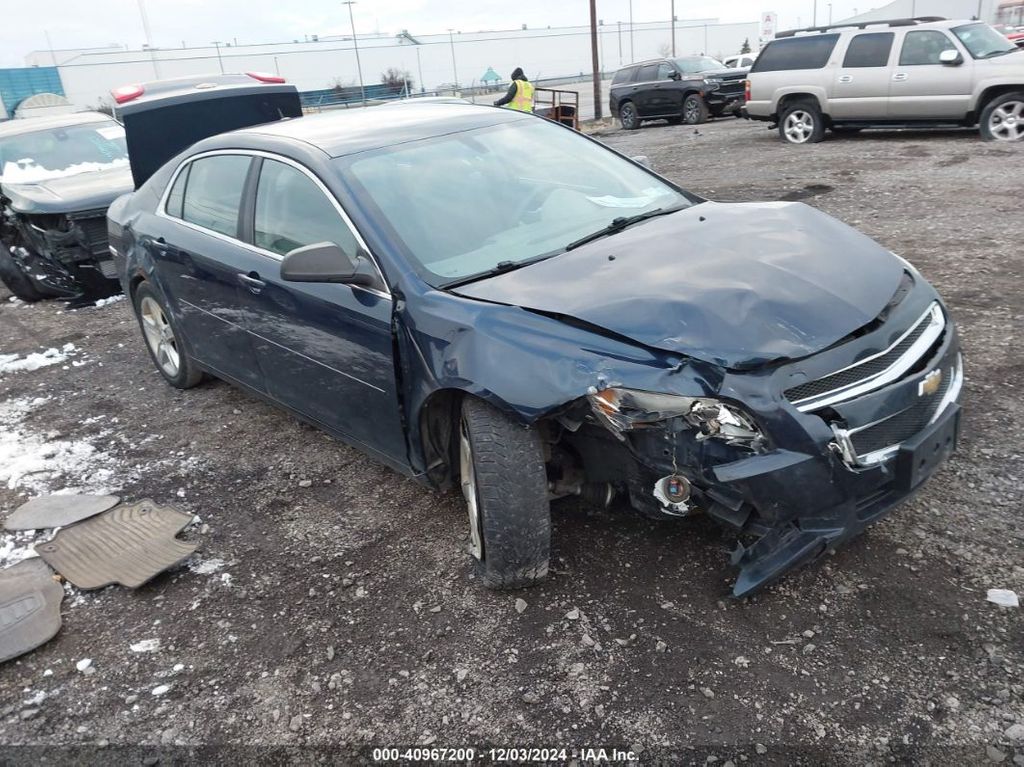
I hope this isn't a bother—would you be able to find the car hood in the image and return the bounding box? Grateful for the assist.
[0,164,135,215]
[703,68,747,81]
[453,201,906,369]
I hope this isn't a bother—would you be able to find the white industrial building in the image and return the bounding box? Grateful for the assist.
[26,18,759,111]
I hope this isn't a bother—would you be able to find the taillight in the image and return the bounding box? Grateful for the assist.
[246,72,286,83]
[112,84,145,104]
[744,79,751,102]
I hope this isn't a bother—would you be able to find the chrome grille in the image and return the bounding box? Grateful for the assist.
[786,303,944,412]
[848,373,952,456]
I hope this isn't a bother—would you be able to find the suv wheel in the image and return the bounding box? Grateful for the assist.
[459,397,550,589]
[779,101,826,144]
[133,281,203,389]
[0,246,45,303]
[619,101,640,130]
[980,92,1024,142]
[683,94,709,125]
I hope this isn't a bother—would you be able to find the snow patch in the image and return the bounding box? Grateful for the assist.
[1,157,130,184]
[91,295,125,308]
[189,557,225,575]
[0,343,77,375]
[130,638,161,653]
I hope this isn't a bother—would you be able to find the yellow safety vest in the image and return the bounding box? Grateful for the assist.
[510,79,535,112]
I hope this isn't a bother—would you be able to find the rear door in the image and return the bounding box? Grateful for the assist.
[831,32,896,119]
[236,155,407,463]
[633,63,662,116]
[150,153,265,391]
[889,29,974,119]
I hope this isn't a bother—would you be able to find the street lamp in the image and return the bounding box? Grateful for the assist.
[448,29,459,90]
[211,41,224,73]
[342,1,366,106]
[629,1,635,63]
[671,0,676,57]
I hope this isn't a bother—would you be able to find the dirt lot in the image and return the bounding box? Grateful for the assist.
[1,118,1022,764]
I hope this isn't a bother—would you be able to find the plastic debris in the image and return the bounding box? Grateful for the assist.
[986,589,1019,608]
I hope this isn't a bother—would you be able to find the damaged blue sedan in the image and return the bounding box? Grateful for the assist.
[108,100,962,596]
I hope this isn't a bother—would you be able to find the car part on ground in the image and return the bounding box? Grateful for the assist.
[110,102,962,597]
[744,18,1024,143]
[0,559,64,664]
[35,500,198,589]
[3,494,120,531]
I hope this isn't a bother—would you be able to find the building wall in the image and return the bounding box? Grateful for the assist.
[48,20,758,110]
[0,67,64,117]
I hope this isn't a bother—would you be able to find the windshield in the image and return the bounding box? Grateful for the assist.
[952,23,1018,58]
[673,56,727,74]
[0,120,128,184]
[340,119,692,286]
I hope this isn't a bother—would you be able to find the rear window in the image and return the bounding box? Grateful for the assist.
[750,34,840,72]
[842,32,895,67]
[612,67,637,84]
[181,154,251,238]
[637,64,660,82]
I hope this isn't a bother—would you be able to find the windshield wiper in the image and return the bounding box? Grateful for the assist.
[564,206,683,251]
[441,254,556,290]
[980,48,1018,58]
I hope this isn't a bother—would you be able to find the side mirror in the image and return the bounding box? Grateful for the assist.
[939,49,963,65]
[669,71,681,80]
[632,155,652,169]
[281,241,380,288]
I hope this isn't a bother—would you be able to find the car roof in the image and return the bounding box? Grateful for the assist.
[777,17,982,38]
[207,101,530,159]
[0,111,112,138]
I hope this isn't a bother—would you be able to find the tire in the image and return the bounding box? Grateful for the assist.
[132,281,203,389]
[459,397,550,590]
[619,101,640,130]
[980,92,1024,142]
[0,246,45,302]
[683,94,709,125]
[779,101,826,144]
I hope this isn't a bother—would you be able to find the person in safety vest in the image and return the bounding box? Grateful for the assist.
[493,67,534,112]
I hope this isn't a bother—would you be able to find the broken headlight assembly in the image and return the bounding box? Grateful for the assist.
[587,387,765,449]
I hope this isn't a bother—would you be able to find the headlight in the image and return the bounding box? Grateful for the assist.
[703,78,722,91]
[587,387,763,447]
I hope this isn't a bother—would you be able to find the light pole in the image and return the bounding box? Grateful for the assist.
[448,29,458,90]
[671,0,676,57]
[211,41,224,73]
[589,0,602,120]
[617,21,623,66]
[812,0,818,27]
[415,47,424,93]
[138,0,160,77]
[828,3,833,24]
[629,1,634,63]
[341,1,366,105]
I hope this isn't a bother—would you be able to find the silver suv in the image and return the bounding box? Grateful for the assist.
[743,17,1024,143]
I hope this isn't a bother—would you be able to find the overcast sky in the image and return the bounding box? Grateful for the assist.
[2,0,873,67]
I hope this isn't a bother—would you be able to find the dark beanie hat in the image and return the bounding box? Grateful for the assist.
[511,67,525,80]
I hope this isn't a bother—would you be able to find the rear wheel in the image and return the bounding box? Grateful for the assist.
[683,94,709,125]
[779,101,826,144]
[0,246,44,302]
[619,101,640,130]
[459,397,550,589]
[132,281,203,389]
[980,92,1024,142]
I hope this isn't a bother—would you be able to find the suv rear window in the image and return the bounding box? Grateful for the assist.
[612,67,637,84]
[750,34,840,72]
[842,32,895,67]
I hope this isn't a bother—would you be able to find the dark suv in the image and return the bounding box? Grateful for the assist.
[609,56,748,129]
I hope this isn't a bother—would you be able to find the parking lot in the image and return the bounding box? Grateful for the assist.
[1,116,1022,762]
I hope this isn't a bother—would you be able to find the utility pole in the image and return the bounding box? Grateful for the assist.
[617,21,623,66]
[671,0,676,56]
[44,29,57,67]
[415,46,424,93]
[342,1,366,105]
[812,0,818,27]
[211,41,224,73]
[448,29,459,90]
[828,3,833,24]
[589,0,602,120]
[137,0,160,77]
[629,0,634,63]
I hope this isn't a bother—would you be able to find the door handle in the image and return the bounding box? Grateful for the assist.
[152,236,168,255]
[838,75,853,83]
[892,73,908,81]
[237,272,266,294]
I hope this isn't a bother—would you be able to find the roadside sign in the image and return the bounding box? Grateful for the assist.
[760,11,778,42]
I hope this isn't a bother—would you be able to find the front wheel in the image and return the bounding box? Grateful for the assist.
[779,101,826,144]
[132,281,203,389]
[0,246,44,302]
[459,397,550,589]
[619,101,640,130]
[683,94,709,125]
[980,92,1024,142]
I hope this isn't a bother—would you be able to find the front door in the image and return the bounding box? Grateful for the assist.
[889,29,974,119]
[831,31,896,120]
[237,156,407,464]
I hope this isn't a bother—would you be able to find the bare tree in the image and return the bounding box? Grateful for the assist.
[381,67,414,95]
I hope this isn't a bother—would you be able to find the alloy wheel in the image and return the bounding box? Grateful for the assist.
[684,99,701,123]
[988,100,1024,141]
[459,418,483,560]
[620,103,637,129]
[139,296,180,378]
[783,110,815,144]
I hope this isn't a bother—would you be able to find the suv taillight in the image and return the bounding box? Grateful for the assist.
[744,79,751,102]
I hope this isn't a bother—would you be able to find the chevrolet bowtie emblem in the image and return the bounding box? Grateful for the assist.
[919,369,943,397]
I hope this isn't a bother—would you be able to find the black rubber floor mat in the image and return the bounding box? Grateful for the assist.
[0,558,64,664]
[4,494,121,531]
[35,500,197,590]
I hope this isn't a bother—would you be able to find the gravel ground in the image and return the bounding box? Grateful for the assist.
[0,118,1022,764]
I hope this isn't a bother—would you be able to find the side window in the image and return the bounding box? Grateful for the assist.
[656,62,675,79]
[750,34,840,72]
[899,30,958,65]
[743,57,755,67]
[843,32,895,67]
[638,64,660,82]
[253,159,360,258]
[181,155,251,238]
[164,164,189,219]
[612,67,636,84]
